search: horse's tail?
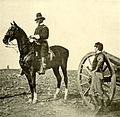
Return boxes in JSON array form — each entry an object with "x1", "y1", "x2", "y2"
[
  {"x1": 61, "y1": 47, "x2": 69, "y2": 68},
  {"x1": 62, "y1": 47, "x2": 69, "y2": 59}
]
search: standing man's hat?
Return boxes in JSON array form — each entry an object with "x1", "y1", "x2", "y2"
[{"x1": 35, "y1": 13, "x2": 45, "y2": 21}]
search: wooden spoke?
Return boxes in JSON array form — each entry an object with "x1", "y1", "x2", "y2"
[
  {"x1": 103, "y1": 83, "x2": 110, "y2": 89},
  {"x1": 88, "y1": 97, "x2": 92, "y2": 103},
  {"x1": 80, "y1": 81, "x2": 89, "y2": 86},
  {"x1": 79, "y1": 73, "x2": 90, "y2": 79},
  {"x1": 104, "y1": 91, "x2": 110, "y2": 99},
  {"x1": 82, "y1": 64, "x2": 91, "y2": 75},
  {"x1": 83, "y1": 87, "x2": 90, "y2": 96},
  {"x1": 103, "y1": 64, "x2": 108, "y2": 72}
]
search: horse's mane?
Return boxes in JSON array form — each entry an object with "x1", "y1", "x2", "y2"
[
  {"x1": 16, "y1": 25, "x2": 32, "y2": 55},
  {"x1": 18, "y1": 26, "x2": 29, "y2": 41}
]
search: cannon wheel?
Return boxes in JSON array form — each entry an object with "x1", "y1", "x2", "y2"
[{"x1": 77, "y1": 52, "x2": 116, "y2": 111}]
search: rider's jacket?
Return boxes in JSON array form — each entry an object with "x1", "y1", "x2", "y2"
[
  {"x1": 34, "y1": 24, "x2": 49, "y2": 42},
  {"x1": 34, "y1": 24, "x2": 49, "y2": 57}
]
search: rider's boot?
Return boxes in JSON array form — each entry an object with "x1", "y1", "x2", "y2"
[{"x1": 38, "y1": 57, "x2": 46, "y2": 75}]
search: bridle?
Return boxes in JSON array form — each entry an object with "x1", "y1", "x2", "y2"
[
  {"x1": 4, "y1": 25, "x2": 33, "y2": 54},
  {"x1": 4, "y1": 26, "x2": 19, "y2": 53},
  {"x1": 5, "y1": 41, "x2": 18, "y2": 53}
]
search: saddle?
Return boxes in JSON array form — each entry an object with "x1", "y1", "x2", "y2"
[
  {"x1": 47, "y1": 49, "x2": 55, "y2": 61},
  {"x1": 20, "y1": 49, "x2": 55, "y2": 75},
  {"x1": 22, "y1": 48, "x2": 55, "y2": 66}
]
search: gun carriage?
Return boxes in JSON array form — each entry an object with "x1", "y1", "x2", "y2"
[{"x1": 77, "y1": 51, "x2": 120, "y2": 110}]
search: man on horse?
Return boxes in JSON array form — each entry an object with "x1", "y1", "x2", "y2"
[
  {"x1": 89, "y1": 42, "x2": 105, "y2": 108},
  {"x1": 30, "y1": 12, "x2": 49, "y2": 74}
]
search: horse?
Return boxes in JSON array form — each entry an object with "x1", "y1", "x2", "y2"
[{"x1": 3, "y1": 21, "x2": 69, "y2": 103}]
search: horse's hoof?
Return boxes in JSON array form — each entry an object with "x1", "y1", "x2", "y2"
[
  {"x1": 64, "y1": 97, "x2": 67, "y2": 100},
  {"x1": 64, "y1": 89, "x2": 68, "y2": 101},
  {"x1": 27, "y1": 99, "x2": 32, "y2": 103},
  {"x1": 33, "y1": 99, "x2": 38, "y2": 104},
  {"x1": 54, "y1": 95, "x2": 57, "y2": 99}
]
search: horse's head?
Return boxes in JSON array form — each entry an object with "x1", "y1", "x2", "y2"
[{"x1": 3, "y1": 21, "x2": 19, "y2": 45}]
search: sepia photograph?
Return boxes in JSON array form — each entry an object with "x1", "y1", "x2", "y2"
[{"x1": 0, "y1": 0, "x2": 120, "y2": 117}]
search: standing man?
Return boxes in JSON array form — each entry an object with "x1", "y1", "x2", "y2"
[
  {"x1": 89, "y1": 42, "x2": 106, "y2": 109},
  {"x1": 30, "y1": 12, "x2": 49, "y2": 74}
]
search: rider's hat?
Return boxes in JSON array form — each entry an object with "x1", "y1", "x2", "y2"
[{"x1": 35, "y1": 13, "x2": 45, "y2": 21}]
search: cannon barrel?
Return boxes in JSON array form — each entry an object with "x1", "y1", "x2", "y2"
[{"x1": 103, "y1": 51, "x2": 120, "y2": 66}]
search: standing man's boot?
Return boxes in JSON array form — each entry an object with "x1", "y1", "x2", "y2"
[{"x1": 38, "y1": 57, "x2": 46, "y2": 75}]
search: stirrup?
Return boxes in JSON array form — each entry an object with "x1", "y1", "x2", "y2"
[
  {"x1": 38, "y1": 65, "x2": 45, "y2": 75},
  {"x1": 38, "y1": 70, "x2": 45, "y2": 75}
]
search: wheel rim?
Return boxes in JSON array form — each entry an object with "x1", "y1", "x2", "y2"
[{"x1": 77, "y1": 52, "x2": 116, "y2": 110}]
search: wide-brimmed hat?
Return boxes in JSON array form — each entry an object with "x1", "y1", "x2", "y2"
[{"x1": 34, "y1": 13, "x2": 45, "y2": 21}]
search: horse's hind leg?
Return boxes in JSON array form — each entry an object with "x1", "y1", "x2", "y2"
[
  {"x1": 61, "y1": 59, "x2": 68, "y2": 100},
  {"x1": 53, "y1": 66, "x2": 62, "y2": 99}
]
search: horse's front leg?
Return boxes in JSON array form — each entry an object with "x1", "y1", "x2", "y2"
[
  {"x1": 20, "y1": 60, "x2": 34, "y2": 103},
  {"x1": 24, "y1": 72, "x2": 34, "y2": 103},
  {"x1": 31, "y1": 71, "x2": 37, "y2": 104},
  {"x1": 25, "y1": 70, "x2": 37, "y2": 104}
]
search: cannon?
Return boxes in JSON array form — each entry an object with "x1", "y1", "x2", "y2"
[{"x1": 77, "y1": 51, "x2": 120, "y2": 111}]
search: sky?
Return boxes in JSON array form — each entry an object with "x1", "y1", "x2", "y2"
[{"x1": 0, "y1": 0, "x2": 120, "y2": 70}]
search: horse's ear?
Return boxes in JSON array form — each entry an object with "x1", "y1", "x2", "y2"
[
  {"x1": 13, "y1": 21, "x2": 18, "y2": 27},
  {"x1": 10, "y1": 22, "x2": 13, "y2": 25}
]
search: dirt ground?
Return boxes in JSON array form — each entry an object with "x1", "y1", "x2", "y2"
[{"x1": 0, "y1": 69, "x2": 120, "y2": 117}]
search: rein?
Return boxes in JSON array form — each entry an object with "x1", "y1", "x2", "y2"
[
  {"x1": 6, "y1": 37, "x2": 31, "y2": 54},
  {"x1": 5, "y1": 41, "x2": 18, "y2": 53}
]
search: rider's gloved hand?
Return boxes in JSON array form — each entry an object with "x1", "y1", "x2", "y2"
[
  {"x1": 29, "y1": 35, "x2": 40, "y2": 42},
  {"x1": 29, "y1": 35, "x2": 35, "y2": 42},
  {"x1": 29, "y1": 35, "x2": 35, "y2": 39},
  {"x1": 29, "y1": 35, "x2": 39, "y2": 39}
]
